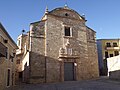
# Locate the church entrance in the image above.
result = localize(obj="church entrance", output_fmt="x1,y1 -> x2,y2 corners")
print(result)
64,62 -> 74,81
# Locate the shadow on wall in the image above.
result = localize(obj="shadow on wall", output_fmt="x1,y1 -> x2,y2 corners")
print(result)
16,63 -> 29,84
16,51 -> 61,84
109,70 -> 120,80
29,51 -> 61,83
100,59 -> 108,76
23,62 -> 29,83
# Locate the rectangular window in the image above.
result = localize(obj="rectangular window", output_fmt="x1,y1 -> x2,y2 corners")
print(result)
110,54 -> 113,57
106,43 -> 111,47
0,42 -> 7,57
64,27 -> 71,36
7,69 -> 10,86
113,43 -> 118,47
105,51 -> 109,58
114,51 -> 119,56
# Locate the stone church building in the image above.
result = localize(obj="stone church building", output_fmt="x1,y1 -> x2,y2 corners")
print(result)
16,6 -> 99,83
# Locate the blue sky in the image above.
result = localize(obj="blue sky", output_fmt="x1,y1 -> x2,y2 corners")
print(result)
0,0 -> 120,42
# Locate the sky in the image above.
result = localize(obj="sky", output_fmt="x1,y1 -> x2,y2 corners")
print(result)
0,0 -> 120,42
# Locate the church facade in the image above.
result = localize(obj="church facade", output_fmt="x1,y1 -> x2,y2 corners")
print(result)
16,6 -> 99,83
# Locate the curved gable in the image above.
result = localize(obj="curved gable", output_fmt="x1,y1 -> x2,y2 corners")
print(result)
49,7 -> 85,21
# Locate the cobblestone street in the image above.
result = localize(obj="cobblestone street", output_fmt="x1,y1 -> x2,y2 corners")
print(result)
7,77 -> 120,90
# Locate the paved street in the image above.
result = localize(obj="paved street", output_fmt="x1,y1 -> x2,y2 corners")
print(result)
7,77 -> 120,90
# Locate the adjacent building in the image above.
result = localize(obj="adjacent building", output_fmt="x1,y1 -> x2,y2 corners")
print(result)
16,6 -> 99,84
16,33 -> 29,84
97,39 -> 120,75
0,23 -> 17,89
107,55 -> 120,79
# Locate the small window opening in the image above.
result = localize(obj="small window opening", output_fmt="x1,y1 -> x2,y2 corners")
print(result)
113,43 -> 118,47
114,51 -> 119,56
106,43 -> 111,47
65,13 -> 68,16
110,54 -> 113,57
64,27 -> 71,36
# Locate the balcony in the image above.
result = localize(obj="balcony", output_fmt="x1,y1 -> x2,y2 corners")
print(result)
0,42 -> 7,57
105,46 -> 120,50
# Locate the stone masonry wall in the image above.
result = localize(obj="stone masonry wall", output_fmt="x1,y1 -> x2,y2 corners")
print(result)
28,7 -> 99,83
0,25 -> 17,89
86,28 -> 99,78
45,15 -> 63,83
45,9 -> 98,82
29,21 -> 46,83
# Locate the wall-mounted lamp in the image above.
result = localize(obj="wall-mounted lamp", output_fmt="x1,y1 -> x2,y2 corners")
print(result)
74,63 -> 77,66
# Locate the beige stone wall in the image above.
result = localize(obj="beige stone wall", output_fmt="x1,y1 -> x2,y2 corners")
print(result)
20,7 -> 99,83
16,34 -> 27,55
16,33 -> 29,84
0,58 -> 6,90
0,24 -> 17,89
86,28 -> 99,78
45,15 -> 63,82
87,42 -> 99,78
45,9 -> 99,82
29,21 -> 46,83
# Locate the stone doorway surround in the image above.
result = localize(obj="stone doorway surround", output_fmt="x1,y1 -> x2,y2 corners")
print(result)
59,57 -> 79,82
58,46 -> 79,82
